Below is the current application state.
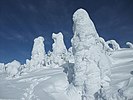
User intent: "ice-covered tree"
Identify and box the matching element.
[45,50,55,68]
[71,8,111,100]
[25,36,46,70]
[126,42,133,48]
[5,60,21,78]
[51,32,67,67]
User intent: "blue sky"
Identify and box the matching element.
[0,0,133,64]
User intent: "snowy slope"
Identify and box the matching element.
[111,48,133,84]
[0,68,70,100]
[110,48,133,99]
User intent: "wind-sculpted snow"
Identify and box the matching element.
[110,49,133,100]
[0,8,133,100]
[0,68,69,100]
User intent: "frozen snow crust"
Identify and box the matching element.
[0,8,133,100]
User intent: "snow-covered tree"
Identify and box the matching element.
[51,32,67,67]
[126,42,133,48]
[71,8,111,100]
[5,60,21,78]
[25,36,46,71]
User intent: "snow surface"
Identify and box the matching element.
[0,8,133,100]
[0,68,69,100]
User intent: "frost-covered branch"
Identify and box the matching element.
[99,37,113,52]
[106,40,121,50]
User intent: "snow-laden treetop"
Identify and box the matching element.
[52,32,67,55]
[32,36,45,59]
[73,8,99,40]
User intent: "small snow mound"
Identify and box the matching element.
[5,60,21,77]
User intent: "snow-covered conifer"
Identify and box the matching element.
[51,32,67,67]
[71,8,111,100]
[25,36,46,70]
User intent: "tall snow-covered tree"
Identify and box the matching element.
[26,36,46,70]
[71,8,111,100]
[51,32,67,67]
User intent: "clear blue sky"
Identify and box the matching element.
[0,0,133,64]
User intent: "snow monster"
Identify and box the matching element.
[72,8,111,100]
